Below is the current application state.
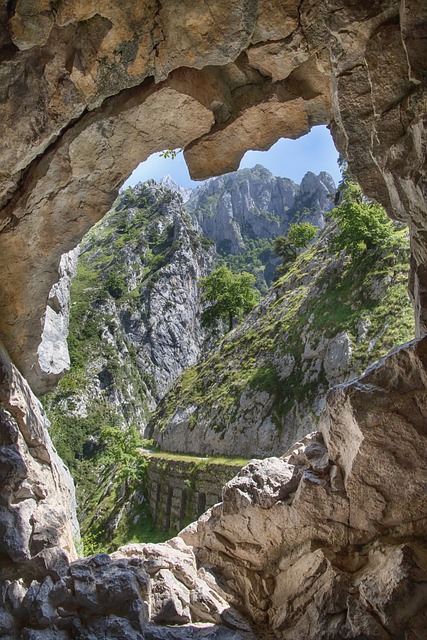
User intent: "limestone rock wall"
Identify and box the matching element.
[35,248,80,396]
[0,341,78,578]
[3,336,425,639]
[186,166,334,256]
[3,1,426,386]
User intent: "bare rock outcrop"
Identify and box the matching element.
[185,166,334,272]
[0,536,257,639]
[181,337,427,638]
[112,537,255,636]
[34,248,80,396]
[0,342,78,575]
[1,552,150,639]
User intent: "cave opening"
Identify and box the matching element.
[38,123,415,556]
[39,125,347,552]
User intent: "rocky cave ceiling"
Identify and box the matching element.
[0,0,426,392]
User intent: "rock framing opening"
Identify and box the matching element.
[0,1,426,392]
[0,1,426,638]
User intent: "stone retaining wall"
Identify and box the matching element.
[146,457,242,532]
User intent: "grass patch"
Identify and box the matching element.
[143,450,251,467]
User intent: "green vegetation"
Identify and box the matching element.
[159,148,181,160]
[145,449,250,467]
[200,265,260,331]
[329,177,395,256]
[274,222,318,275]
[288,222,318,249]
[153,223,414,443]
[217,237,275,293]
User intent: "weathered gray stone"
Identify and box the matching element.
[181,337,427,637]
[151,568,191,625]
[20,630,69,640]
[323,332,353,383]
[85,614,145,640]
[35,248,79,395]
[27,547,70,581]
[144,623,257,640]
[0,342,78,573]
[70,554,150,626]
[114,538,198,590]
[186,167,334,271]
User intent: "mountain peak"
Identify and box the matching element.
[159,175,193,202]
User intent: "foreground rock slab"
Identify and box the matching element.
[0,341,78,571]
[1,334,427,638]
[182,337,427,638]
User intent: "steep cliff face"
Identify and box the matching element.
[149,224,414,456]
[45,182,215,449]
[34,249,80,395]
[186,166,335,289]
[0,342,78,579]
[188,167,335,250]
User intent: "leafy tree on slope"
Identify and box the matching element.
[200,265,260,331]
[329,177,395,256]
[274,222,318,273]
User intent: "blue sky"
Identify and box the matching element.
[123,124,341,189]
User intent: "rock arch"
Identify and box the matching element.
[0,0,425,390]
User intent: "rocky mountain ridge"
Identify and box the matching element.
[187,165,335,248]
[186,165,335,290]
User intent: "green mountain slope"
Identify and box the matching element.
[148,224,414,457]
[43,181,216,551]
